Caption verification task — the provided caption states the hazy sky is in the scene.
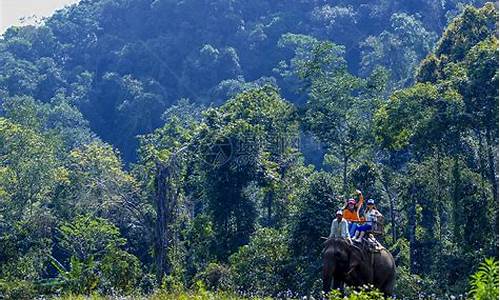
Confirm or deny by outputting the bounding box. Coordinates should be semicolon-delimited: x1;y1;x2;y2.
1;0;80;33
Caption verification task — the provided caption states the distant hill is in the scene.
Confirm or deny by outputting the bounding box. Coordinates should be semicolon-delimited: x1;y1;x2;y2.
0;0;488;161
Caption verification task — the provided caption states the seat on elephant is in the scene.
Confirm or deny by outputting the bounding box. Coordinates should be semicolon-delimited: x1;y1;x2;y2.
368;216;384;237
354;234;384;253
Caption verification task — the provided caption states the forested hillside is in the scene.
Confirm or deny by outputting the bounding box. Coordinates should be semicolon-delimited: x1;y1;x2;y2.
0;0;498;299
0;0;489;162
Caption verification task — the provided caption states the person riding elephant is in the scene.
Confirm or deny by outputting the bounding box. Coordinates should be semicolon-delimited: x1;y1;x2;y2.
352;198;383;242
329;210;351;241
342;189;365;237
322;238;396;297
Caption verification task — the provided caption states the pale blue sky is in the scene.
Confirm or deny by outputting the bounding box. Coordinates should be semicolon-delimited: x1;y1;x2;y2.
1;0;80;33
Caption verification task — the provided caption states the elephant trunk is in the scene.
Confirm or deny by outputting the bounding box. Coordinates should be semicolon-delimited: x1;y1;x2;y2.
322;254;335;293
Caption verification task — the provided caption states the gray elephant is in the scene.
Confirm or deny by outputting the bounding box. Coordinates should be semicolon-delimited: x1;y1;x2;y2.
322;238;396;297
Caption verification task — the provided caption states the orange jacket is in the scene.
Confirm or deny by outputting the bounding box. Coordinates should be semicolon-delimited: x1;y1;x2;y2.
342;194;364;222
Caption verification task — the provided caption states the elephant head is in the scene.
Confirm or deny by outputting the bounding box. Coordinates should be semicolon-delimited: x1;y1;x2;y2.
322;238;352;292
325;238;351;266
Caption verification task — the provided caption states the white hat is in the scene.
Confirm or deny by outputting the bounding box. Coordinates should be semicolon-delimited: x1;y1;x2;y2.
336;210;343;215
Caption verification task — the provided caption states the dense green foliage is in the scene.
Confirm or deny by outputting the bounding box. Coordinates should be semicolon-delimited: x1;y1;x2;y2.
0;0;498;299
0;0;489;162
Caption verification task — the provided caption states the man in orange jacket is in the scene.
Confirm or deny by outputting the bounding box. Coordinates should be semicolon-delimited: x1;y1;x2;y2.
342;189;364;237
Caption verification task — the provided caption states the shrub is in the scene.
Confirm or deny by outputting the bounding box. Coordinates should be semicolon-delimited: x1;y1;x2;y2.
0;279;37;300
51;216;142;294
229;228;289;296
394;266;436;299
327;285;386;300
468;258;499;300
194;262;232;291
100;247;142;293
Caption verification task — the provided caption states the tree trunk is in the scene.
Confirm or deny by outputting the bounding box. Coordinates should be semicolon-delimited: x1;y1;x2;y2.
477;130;488;182
153;147;186;284
485;128;498;234
435;149;447;285
451;157;463;243
381;174;397;243
342;146;349;196
476;130;490;206
389;193;397;243
266;191;273;227
485;128;498;205
408;183;417;274
154;163;170;285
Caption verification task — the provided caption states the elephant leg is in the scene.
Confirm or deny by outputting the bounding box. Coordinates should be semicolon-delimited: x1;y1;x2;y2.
380;276;395;298
332;278;344;291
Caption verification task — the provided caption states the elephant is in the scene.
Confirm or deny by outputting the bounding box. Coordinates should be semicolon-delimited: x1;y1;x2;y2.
322;237;396;297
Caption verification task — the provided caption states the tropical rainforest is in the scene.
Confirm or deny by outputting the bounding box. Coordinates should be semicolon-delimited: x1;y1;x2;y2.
0;0;498;299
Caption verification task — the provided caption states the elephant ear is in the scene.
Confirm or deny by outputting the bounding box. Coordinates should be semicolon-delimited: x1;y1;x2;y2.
348;243;367;264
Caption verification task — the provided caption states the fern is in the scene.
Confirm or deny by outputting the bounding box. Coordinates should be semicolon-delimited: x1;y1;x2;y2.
468;258;499;300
